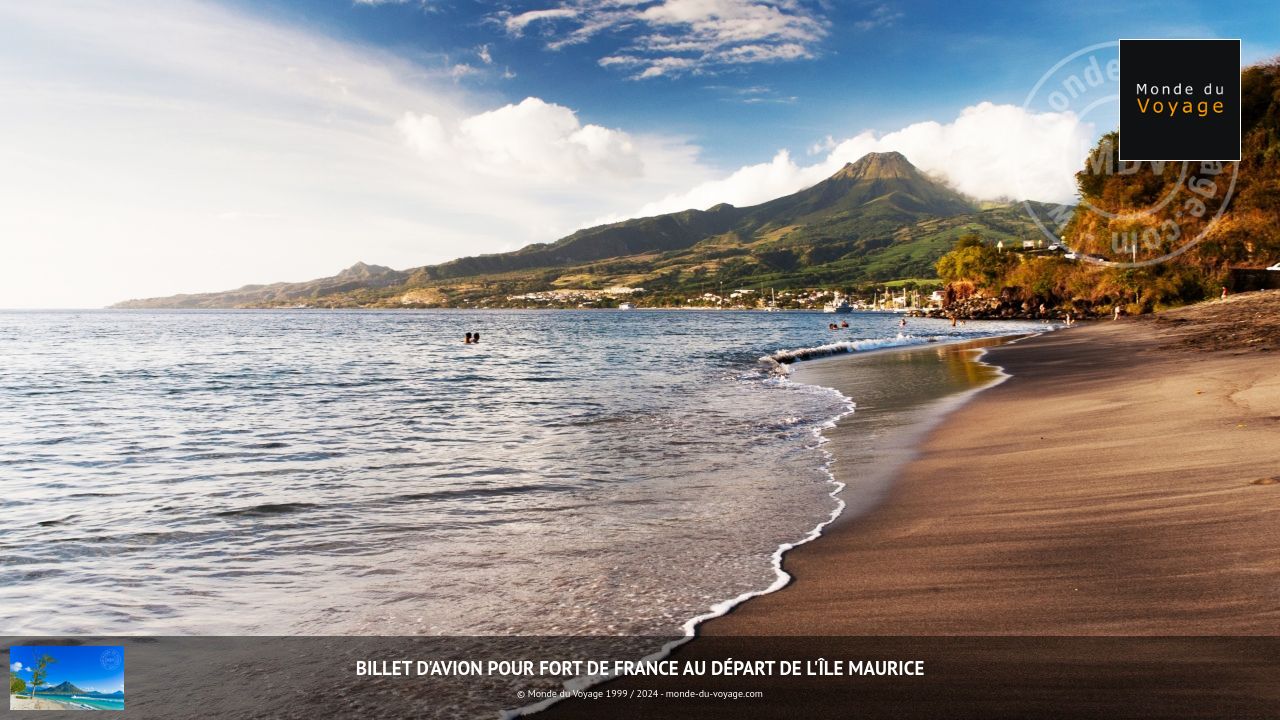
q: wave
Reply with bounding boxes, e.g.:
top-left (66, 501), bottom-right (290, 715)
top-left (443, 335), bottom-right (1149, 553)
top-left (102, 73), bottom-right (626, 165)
top-left (503, 372), bottom-right (857, 719)
top-left (761, 334), bottom-right (937, 369)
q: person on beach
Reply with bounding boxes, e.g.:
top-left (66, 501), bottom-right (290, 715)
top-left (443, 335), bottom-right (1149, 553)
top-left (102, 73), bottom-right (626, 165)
top-left (1113, 306), bottom-right (1122, 321)
top-left (465, 332), bottom-right (473, 344)
top-left (1065, 312), bottom-right (1074, 327)
top-left (1221, 286), bottom-right (1229, 300)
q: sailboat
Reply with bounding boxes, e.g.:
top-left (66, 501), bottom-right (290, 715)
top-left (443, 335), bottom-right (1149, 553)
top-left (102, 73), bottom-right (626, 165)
top-left (763, 288), bottom-right (781, 312)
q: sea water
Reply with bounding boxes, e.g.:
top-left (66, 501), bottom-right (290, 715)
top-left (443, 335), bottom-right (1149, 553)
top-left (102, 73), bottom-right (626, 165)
top-left (0, 309), bottom-right (1038, 636)
top-left (63, 696), bottom-right (126, 710)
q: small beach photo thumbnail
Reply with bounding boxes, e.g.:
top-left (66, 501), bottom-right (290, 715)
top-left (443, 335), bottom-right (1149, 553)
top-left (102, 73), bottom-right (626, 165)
top-left (9, 645), bottom-right (124, 711)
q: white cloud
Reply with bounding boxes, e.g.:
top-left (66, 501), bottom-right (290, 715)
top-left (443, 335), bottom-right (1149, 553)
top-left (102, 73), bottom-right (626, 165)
top-left (477, 44), bottom-right (493, 64)
top-left (397, 97), bottom-right (646, 183)
top-left (501, 0), bottom-right (829, 78)
top-left (854, 3), bottom-right (903, 31)
top-left (449, 63), bottom-right (480, 80)
top-left (503, 7), bottom-right (581, 34)
top-left (10, 662), bottom-right (21, 672)
top-left (633, 102), bottom-right (1094, 216)
top-left (0, 0), bottom-right (713, 308)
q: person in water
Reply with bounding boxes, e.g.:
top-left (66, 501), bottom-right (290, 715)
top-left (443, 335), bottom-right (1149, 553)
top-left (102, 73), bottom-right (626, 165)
top-left (840, 320), bottom-right (849, 328)
top-left (472, 332), bottom-right (481, 344)
top-left (464, 332), bottom-right (473, 344)
top-left (899, 317), bottom-right (907, 328)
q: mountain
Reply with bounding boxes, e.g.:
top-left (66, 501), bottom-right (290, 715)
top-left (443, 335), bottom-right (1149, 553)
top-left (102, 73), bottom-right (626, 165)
top-left (115, 261), bottom-right (410, 309)
top-left (113, 152), bottom-right (1045, 309)
top-left (40, 681), bottom-right (86, 695)
top-left (418, 151), bottom-right (974, 282)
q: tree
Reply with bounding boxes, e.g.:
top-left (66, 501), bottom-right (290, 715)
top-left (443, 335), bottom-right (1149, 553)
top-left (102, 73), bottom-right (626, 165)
top-left (30, 655), bottom-right (54, 700)
top-left (935, 234), bottom-right (1009, 285)
top-left (9, 672), bottom-right (25, 695)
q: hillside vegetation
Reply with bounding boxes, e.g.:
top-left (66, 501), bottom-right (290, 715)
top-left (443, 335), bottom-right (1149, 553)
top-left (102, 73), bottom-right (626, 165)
top-left (935, 59), bottom-right (1280, 317)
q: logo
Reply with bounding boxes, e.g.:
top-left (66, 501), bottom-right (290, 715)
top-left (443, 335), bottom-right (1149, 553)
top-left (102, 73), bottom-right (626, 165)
top-left (1119, 39), bottom-right (1241, 161)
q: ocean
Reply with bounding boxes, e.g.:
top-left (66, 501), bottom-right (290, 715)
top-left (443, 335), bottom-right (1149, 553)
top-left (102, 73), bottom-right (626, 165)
top-left (61, 695), bottom-right (126, 711)
top-left (0, 309), bottom-right (1040, 637)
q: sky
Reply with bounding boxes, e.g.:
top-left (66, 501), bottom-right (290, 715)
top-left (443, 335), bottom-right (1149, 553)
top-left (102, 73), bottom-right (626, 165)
top-left (1, 0), bottom-right (1278, 308)
top-left (10, 646), bottom-right (125, 694)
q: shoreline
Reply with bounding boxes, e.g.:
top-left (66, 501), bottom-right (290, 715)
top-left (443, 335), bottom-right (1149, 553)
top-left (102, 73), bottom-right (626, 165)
top-left (653, 335), bottom-right (1032, 636)
top-left (542, 291), bottom-right (1280, 718)
top-left (509, 334), bottom-right (1023, 719)
top-left (9, 694), bottom-right (87, 711)
top-left (704, 293), bottom-right (1280, 636)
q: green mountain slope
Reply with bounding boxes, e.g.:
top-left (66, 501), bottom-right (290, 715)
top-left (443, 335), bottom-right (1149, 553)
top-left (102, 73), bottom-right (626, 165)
top-left (114, 152), bottom-right (1048, 308)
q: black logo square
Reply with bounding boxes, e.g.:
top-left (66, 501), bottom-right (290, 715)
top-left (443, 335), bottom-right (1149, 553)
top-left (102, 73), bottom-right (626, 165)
top-left (1119, 39), bottom-right (1240, 161)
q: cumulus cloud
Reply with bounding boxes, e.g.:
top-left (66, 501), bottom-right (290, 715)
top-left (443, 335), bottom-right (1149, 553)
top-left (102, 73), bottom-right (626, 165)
top-left (10, 662), bottom-right (21, 672)
top-left (500, 0), bottom-right (830, 78)
top-left (397, 98), bottom-right (644, 182)
top-left (633, 102), bottom-right (1094, 216)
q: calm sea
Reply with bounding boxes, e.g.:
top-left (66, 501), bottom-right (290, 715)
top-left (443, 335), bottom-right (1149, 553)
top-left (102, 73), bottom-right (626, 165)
top-left (61, 696), bottom-right (126, 711)
top-left (0, 309), bottom-right (1039, 636)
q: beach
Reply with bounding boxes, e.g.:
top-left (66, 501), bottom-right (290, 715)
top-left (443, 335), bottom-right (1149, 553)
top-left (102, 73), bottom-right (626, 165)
top-left (543, 290), bottom-right (1280, 718)
top-left (713, 290), bottom-right (1280, 636)
top-left (9, 694), bottom-right (84, 710)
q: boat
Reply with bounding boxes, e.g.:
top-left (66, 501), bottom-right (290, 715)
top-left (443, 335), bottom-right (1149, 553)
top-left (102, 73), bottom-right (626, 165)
top-left (618, 302), bottom-right (635, 310)
top-left (823, 294), bottom-right (852, 314)
top-left (763, 288), bottom-right (782, 312)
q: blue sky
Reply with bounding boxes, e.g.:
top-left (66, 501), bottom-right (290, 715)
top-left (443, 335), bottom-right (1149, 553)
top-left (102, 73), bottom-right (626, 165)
top-left (229, 0), bottom-right (1280, 168)
top-left (1, 0), bottom-right (1277, 307)
top-left (10, 646), bottom-right (125, 694)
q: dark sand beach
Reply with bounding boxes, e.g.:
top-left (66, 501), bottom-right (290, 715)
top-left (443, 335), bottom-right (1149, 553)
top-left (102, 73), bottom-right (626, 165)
top-left (544, 290), bottom-right (1280, 719)
top-left (714, 292), bottom-right (1280, 636)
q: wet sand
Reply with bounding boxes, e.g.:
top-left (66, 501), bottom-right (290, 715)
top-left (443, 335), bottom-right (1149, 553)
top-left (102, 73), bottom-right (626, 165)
top-left (543, 291), bottom-right (1280, 718)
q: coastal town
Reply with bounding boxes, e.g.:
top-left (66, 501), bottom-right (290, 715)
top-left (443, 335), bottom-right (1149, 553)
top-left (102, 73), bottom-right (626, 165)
top-left (500, 285), bottom-right (934, 311)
